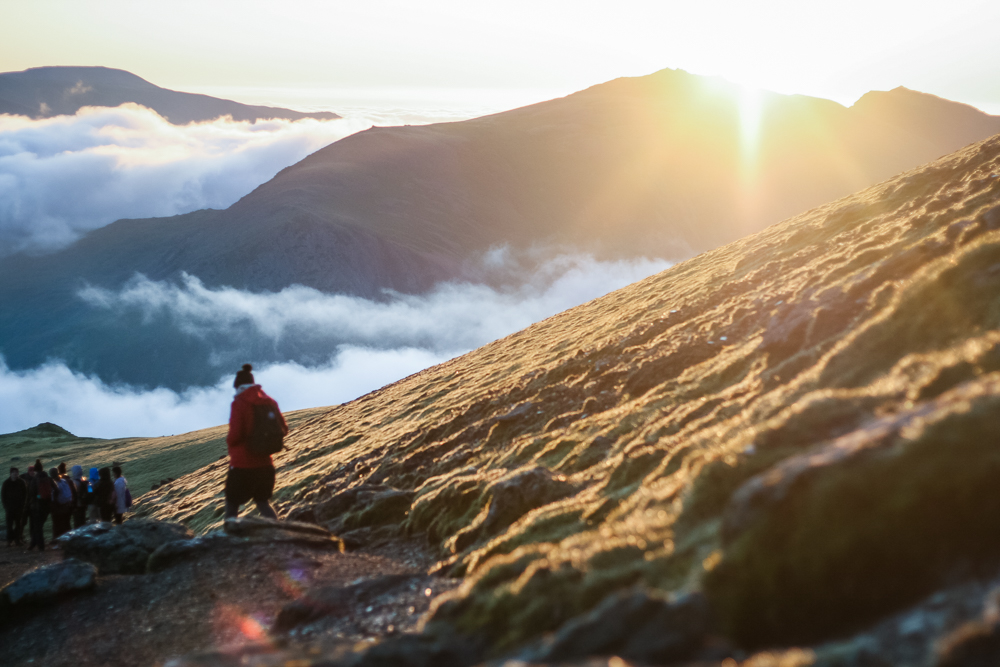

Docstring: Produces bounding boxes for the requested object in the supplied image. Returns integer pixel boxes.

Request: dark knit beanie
[34,460,43,473]
[234,363,255,388]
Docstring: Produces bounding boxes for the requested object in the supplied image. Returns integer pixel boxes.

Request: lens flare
[738,84,764,171]
[214,603,271,646]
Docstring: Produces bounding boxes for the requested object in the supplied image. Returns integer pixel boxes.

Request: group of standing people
[3,362,281,553]
[1,461,130,550]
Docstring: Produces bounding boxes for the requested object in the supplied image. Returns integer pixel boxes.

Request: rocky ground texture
[10,134,1000,665]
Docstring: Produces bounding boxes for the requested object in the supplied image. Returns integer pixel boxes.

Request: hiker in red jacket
[225,364,287,520]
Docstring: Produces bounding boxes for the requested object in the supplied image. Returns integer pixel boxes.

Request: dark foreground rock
[275,573,427,632]
[527,589,715,665]
[0,558,96,619]
[163,633,486,667]
[58,520,194,574]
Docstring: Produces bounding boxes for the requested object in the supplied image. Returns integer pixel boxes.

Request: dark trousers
[51,503,72,538]
[28,500,50,550]
[72,507,87,530]
[5,507,24,544]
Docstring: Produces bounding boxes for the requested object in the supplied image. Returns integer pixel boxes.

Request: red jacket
[226,385,289,469]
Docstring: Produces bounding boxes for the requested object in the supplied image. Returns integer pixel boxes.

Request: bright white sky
[2,0,1000,113]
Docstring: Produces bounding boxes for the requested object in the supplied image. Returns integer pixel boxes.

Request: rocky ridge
[116,131,1000,666]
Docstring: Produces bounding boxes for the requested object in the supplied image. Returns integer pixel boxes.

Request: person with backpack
[225,364,288,520]
[50,467,75,538]
[3,467,27,546]
[94,468,116,523]
[25,461,54,551]
[112,465,131,524]
[70,465,88,529]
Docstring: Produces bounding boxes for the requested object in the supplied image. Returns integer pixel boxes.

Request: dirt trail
[0,537,456,667]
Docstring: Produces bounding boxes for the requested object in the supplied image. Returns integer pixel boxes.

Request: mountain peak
[0,65,340,124]
[5,421,76,438]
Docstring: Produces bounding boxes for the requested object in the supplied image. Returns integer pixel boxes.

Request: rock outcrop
[0,559,96,619]
[58,520,193,574]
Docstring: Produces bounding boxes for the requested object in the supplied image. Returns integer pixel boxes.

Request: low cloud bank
[2,254,670,437]
[79,253,668,353]
[0,348,448,439]
[0,105,368,255]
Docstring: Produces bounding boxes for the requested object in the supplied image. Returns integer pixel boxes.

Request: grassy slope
[0,409,326,497]
[139,134,1000,651]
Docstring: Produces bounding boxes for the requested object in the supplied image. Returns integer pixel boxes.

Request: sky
[2,0,1000,114]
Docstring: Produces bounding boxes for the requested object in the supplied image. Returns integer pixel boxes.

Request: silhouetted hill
[0,66,340,123]
[2,68,999,390]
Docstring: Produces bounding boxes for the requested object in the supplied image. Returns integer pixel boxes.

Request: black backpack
[247,403,284,456]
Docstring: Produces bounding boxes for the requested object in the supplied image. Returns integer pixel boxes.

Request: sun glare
[737,85,764,172]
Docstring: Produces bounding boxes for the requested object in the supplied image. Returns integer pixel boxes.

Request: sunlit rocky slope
[0,66,340,123]
[133,132,1000,662]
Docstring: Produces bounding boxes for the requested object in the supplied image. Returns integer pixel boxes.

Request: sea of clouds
[0,254,669,437]
[0,102,672,438]
[0,104,370,255]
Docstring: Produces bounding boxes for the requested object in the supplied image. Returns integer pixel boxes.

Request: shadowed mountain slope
[3,69,1000,392]
[136,132,1000,662]
[0,66,340,123]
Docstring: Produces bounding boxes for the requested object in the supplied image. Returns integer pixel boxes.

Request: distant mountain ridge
[2,67,1000,389]
[0,66,340,123]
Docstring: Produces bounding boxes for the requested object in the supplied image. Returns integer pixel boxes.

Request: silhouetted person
[70,465,88,529]
[94,468,116,523]
[2,467,27,546]
[112,465,129,524]
[225,364,287,520]
[25,461,53,551]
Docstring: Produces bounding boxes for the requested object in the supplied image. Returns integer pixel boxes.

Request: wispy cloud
[0,104,368,255]
[78,253,670,356]
[2,254,670,437]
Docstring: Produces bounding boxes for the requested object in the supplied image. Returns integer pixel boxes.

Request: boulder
[305,484,415,533]
[530,589,711,665]
[273,573,417,632]
[58,519,194,574]
[147,534,232,573]
[0,558,96,618]
[448,466,575,553]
